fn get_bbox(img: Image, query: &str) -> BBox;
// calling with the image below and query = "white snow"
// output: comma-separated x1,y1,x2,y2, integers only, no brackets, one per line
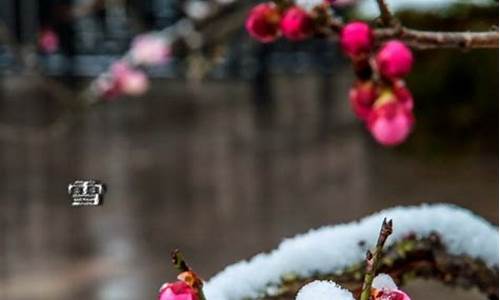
295,0,327,11
295,281,355,300
184,1,212,20
203,204,498,300
372,273,398,291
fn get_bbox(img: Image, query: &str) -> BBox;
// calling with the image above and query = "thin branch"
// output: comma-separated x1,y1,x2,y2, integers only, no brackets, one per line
374,27,499,49
170,249,207,300
171,249,191,273
375,0,395,26
359,218,393,300
328,19,499,50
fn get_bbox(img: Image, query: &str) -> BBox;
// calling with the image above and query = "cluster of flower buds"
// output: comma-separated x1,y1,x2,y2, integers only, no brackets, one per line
95,33,171,100
245,1,331,43
245,1,416,146
340,22,415,146
158,250,204,300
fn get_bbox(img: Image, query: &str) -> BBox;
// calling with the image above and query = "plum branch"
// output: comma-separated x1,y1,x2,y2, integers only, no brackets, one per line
366,0,499,49
258,234,498,300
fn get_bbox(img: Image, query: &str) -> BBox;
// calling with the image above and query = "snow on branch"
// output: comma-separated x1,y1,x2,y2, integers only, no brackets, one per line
203,204,498,300
296,281,355,300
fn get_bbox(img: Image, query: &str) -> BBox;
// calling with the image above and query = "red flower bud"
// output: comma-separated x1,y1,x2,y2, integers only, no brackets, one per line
159,281,198,300
245,3,281,43
376,40,413,79
373,289,411,300
280,7,314,41
393,80,414,111
340,22,374,58
349,80,379,120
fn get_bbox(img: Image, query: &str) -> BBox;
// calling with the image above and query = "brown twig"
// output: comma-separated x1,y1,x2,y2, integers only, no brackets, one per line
170,249,207,300
375,0,395,26
359,218,393,300
171,249,191,273
374,27,499,49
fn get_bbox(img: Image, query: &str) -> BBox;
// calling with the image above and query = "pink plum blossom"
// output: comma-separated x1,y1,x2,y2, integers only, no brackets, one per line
159,281,198,300
280,6,314,41
376,40,414,79
367,98,414,146
96,62,149,99
111,62,149,96
340,22,374,58
374,290,412,300
245,2,281,43
130,34,170,66
372,274,411,300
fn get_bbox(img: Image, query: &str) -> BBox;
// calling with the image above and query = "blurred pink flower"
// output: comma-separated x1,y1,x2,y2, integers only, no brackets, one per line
131,34,170,66
95,77,121,100
38,29,59,54
112,62,149,96
245,2,281,43
280,6,314,41
159,281,198,300
340,22,373,58
376,40,414,79
96,62,149,99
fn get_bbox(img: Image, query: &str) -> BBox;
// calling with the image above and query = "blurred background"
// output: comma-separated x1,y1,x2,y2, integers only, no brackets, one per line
0,0,497,300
